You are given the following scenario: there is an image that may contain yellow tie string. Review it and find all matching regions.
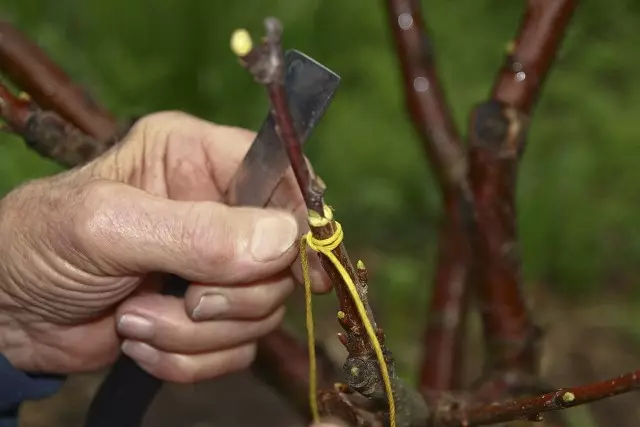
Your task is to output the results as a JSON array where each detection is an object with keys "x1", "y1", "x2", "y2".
[{"x1": 300, "y1": 205, "x2": 396, "y2": 427}]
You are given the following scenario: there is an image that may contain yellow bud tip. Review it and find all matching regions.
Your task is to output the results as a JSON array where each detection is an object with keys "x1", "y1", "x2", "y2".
[
  {"x1": 356, "y1": 260, "x2": 365, "y2": 270},
  {"x1": 561, "y1": 392, "x2": 575, "y2": 403},
  {"x1": 337, "y1": 311, "x2": 345, "y2": 319},
  {"x1": 230, "y1": 29, "x2": 253, "y2": 57},
  {"x1": 18, "y1": 92, "x2": 30, "y2": 101},
  {"x1": 506, "y1": 40, "x2": 516, "y2": 54}
]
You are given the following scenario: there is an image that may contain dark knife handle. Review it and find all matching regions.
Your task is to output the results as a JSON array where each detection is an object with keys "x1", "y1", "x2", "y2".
[{"x1": 83, "y1": 275, "x2": 186, "y2": 427}]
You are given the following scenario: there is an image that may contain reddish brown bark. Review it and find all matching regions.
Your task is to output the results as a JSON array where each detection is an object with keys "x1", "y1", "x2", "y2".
[
  {"x1": 0, "y1": 20, "x2": 117, "y2": 140},
  {"x1": 491, "y1": 0, "x2": 579, "y2": 112},
  {"x1": 438, "y1": 369, "x2": 640, "y2": 426},
  {"x1": 467, "y1": 0, "x2": 577, "y2": 380},
  {"x1": 417, "y1": 209, "x2": 470, "y2": 392},
  {"x1": 384, "y1": 0, "x2": 471, "y2": 393},
  {"x1": 0, "y1": 81, "x2": 32, "y2": 132},
  {"x1": 383, "y1": 0, "x2": 465, "y2": 191},
  {"x1": 0, "y1": 82, "x2": 110, "y2": 166}
]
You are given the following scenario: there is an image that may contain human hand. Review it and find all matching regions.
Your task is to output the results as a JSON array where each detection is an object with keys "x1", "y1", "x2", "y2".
[
  {"x1": 0, "y1": 111, "x2": 330, "y2": 382},
  {"x1": 309, "y1": 419, "x2": 347, "y2": 427}
]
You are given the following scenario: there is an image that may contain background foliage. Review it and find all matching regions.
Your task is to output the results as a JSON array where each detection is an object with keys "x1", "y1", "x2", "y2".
[{"x1": 1, "y1": 0, "x2": 640, "y2": 353}]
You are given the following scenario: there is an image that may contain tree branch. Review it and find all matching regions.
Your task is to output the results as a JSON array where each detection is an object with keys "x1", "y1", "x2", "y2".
[
  {"x1": 383, "y1": 0, "x2": 465, "y2": 192},
  {"x1": 233, "y1": 18, "x2": 431, "y2": 426},
  {"x1": 466, "y1": 0, "x2": 577, "y2": 387},
  {"x1": 384, "y1": 0, "x2": 473, "y2": 394},
  {"x1": 0, "y1": 80, "x2": 32, "y2": 132},
  {"x1": 439, "y1": 369, "x2": 640, "y2": 426},
  {"x1": 0, "y1": 20, "x2": 117, "y2": 140},
  {"x1": 491, "y1": 0, "x2": 578, "y2": 113},
  {"x1": 233, "y1": 17, "x2": 392, "y2": 393},
  {"x1": 0, "y1": 81, "x2": 109, "y2": 167}
]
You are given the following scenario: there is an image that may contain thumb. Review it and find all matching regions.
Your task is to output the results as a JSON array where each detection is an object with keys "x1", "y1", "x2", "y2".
[{"x1": 68, "y1": 181, "x2": 300, "y2": 284}]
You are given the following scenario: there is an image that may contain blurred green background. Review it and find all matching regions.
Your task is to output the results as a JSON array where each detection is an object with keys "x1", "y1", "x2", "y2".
[
  {"x1": 3, "y1": 1, "x2": 640, "y2": 425},
  {"x1": 3, "y1": 0, "x2": 640, "y2": 354},
  {"x1": 2, "y1": 0, "x2": 639, "y2": 294}
]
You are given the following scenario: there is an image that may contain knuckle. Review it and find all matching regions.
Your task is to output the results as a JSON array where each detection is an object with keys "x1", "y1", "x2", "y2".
[
  {"x1": 265, "y1": 306, "x2": 287, "y2": 330},
  {"x1": 185, "y1": 204, "x2": 239, "y2": 274},
  {"x1": 132, "y1": 111, "x2": 192, "y2": 136},
  {"x1": 173, "y1": 345, "x2": 257, "y2": 383},
  {"x1": 250, "y1": 281, "x2": 292, "y2": 319},
  {"x1": 180, "y1": 323, "x2": 202, "y2": 351},
  {"x1": 164, "y1": 354, "x2": 200, "y2": 384},
  {"x1": 227, "y1": 343, "x2": 257, "y2": 373},
  {"x1": 245, "y1": 286, "x2": 274, "y2": 318},
  {"x1": 60, "y1": 341, "x2": 120, "y2": 373},
  {"x1": 129, "y1": 111, "x2": 199, "y2": 148},
  {"x1": 70, "y1": 180, "x2": 120, "y2": 246},
  {"x1": 120, "y1": 111, "x2": 186, "y2": 158}
]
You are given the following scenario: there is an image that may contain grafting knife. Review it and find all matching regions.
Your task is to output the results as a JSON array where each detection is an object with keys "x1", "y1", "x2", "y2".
[
  {"x1": 226, "y1": 49, "x2": 340, "y2": 207},
  {"x1": 83, "y1": 50, "x2": 340, "y2": 427}
]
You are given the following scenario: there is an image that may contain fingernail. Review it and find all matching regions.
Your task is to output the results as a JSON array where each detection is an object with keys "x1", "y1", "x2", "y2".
[
  {"x1": 121, "y1": 340, "x2": 160, "y2": 365},
  {"x1": 117, "y1": 314, "x2": 155, "y2": 340},
  {"x1": 192, "y1": 293, "x2": 230, "y2": 320},
  {"x1": 250, "y1": 213, "x2": 298, "y2": 262}
]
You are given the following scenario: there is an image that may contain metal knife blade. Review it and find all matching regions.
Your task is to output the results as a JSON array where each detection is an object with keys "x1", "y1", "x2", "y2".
[{"x1": 225, "y1": 49, "x2": 340, "y2": 207}]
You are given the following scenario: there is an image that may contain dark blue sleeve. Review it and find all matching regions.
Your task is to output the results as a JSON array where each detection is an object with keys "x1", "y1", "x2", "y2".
[{"x1": 0, "y1": 354, "x2": 65, "y2": 427}]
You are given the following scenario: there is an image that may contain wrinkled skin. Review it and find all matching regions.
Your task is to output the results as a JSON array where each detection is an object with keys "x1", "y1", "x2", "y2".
[{"x1": 0, "y1": 111, "x2": 333, "y2": 385}]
